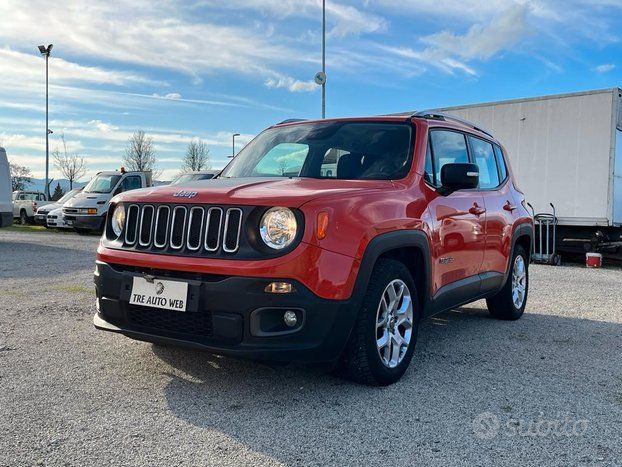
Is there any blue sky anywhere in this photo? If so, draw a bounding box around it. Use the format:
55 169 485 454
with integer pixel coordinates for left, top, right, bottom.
0 0 620 181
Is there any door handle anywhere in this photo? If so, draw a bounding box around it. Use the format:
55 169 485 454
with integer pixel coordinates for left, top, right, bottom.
469 204 486 216
503 201 517 212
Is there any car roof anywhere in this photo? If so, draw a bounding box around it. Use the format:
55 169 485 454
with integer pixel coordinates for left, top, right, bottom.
272 114 497 142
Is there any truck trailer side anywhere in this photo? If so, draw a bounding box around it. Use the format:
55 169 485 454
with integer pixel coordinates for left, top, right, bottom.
425 88 622 255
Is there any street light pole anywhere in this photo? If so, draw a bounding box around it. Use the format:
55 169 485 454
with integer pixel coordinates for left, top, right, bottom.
230 133 240 158
38 44 53 199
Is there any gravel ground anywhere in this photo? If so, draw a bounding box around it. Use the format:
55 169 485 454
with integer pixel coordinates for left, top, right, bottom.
1 229 621 467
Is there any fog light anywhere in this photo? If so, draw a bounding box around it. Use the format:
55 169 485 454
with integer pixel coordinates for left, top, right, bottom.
283 310 298 327
265 282 295 294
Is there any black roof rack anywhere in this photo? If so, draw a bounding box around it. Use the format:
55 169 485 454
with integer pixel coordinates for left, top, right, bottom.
276 118 307 125
410 111 495 139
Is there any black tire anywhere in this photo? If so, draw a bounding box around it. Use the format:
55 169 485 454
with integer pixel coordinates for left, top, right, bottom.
486 244 529 320
75 228 91 236
20 210 28 225
337 259 420 386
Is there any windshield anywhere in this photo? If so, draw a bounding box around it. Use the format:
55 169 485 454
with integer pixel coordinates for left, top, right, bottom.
170 173 215 185
83 174 121 193
220 121 413 180
57 189 80 204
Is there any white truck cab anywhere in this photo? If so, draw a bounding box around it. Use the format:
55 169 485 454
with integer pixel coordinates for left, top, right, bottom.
63 169 152 233
0 148 12 228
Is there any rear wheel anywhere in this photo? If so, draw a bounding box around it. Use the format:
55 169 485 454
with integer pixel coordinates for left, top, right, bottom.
337 259 419 386
486 244 529 320
20 210 28 225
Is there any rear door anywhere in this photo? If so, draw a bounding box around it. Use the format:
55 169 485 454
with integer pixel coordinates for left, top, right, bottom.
425 129 486 295
467 136 518 275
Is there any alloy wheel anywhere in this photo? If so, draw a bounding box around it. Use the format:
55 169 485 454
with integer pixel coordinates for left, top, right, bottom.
375 279 414 368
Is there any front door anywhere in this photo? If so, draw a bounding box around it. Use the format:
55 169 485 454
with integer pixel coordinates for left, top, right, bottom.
425 129 486 295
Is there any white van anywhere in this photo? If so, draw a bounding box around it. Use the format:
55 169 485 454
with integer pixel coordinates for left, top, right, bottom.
0 148 12 228
63 169 152 233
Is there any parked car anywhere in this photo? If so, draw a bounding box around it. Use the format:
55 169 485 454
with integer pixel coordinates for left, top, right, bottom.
63 169 152 234
34 188 83 226
93 115 533 386
0 147 11 228
169 170 220 185
13 190 54 225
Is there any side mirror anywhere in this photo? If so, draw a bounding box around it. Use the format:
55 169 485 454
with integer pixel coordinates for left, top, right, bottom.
439 163 479 195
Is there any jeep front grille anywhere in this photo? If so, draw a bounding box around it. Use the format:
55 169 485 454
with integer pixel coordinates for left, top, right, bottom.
123 204 243 254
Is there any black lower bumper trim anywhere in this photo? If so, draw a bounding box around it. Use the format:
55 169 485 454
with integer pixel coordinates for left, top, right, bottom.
71 215 105 231
93 261 359 362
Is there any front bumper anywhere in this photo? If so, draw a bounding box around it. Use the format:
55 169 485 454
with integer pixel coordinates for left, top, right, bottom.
34 214 48 225
93 261 360 362
65 214 105 231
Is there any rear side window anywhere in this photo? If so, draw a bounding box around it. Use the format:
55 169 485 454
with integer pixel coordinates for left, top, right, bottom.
468 136 500 189
493 144 508 182
429 130 469 186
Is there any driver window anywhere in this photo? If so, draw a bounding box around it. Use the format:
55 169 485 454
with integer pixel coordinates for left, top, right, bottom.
430 130 469 185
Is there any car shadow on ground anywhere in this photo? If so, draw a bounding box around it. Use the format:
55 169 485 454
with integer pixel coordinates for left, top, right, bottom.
149 305 622 464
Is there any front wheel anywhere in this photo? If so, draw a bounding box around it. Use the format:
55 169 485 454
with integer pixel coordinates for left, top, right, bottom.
337 259 419 386
486 245 529 320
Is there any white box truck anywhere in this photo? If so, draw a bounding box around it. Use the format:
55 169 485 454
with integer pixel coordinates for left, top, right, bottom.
0 147 12 228
407 88 622 255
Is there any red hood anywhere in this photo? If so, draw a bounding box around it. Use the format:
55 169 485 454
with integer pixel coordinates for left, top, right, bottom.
114 177 392 207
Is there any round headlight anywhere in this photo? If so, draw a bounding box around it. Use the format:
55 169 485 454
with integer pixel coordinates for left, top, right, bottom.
111 204 125 237
259 207 298 250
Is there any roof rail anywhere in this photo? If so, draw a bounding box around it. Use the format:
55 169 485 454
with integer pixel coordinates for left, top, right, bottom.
276 118 307 125
411 111 495 139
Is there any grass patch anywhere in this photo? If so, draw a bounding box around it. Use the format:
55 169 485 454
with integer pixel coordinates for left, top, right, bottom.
5 223 48 233
4 223 78 234
57 284 93 294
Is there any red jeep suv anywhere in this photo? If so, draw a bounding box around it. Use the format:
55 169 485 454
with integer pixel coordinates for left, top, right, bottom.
94 113 533 385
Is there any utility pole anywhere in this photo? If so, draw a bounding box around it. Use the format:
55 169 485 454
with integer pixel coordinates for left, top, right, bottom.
314 1 327 118
322 0 326 119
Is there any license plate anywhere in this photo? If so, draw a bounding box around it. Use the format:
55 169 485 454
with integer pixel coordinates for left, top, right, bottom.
67 220 73 225
129 277 188 311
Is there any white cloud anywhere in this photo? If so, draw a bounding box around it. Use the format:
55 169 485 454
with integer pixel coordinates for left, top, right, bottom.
265 76 318 92
420 4 530 61
0 1 312 84
595 63 616 73
152 92 182 100
197 0 387 36
376 5 528 76
0 48 159 86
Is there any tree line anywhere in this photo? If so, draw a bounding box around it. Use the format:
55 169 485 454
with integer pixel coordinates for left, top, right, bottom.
9 129 213 197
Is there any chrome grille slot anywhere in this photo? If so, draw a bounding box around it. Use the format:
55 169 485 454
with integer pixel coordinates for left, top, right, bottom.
119 203 245 255
170 206 187 249
125 204 140 245
223 208 242 253
186 207 205 251
153 206 170 248
204 207 223 251
139 205 155 246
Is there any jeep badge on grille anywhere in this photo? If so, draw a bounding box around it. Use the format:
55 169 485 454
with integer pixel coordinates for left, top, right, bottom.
173 190 198 198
